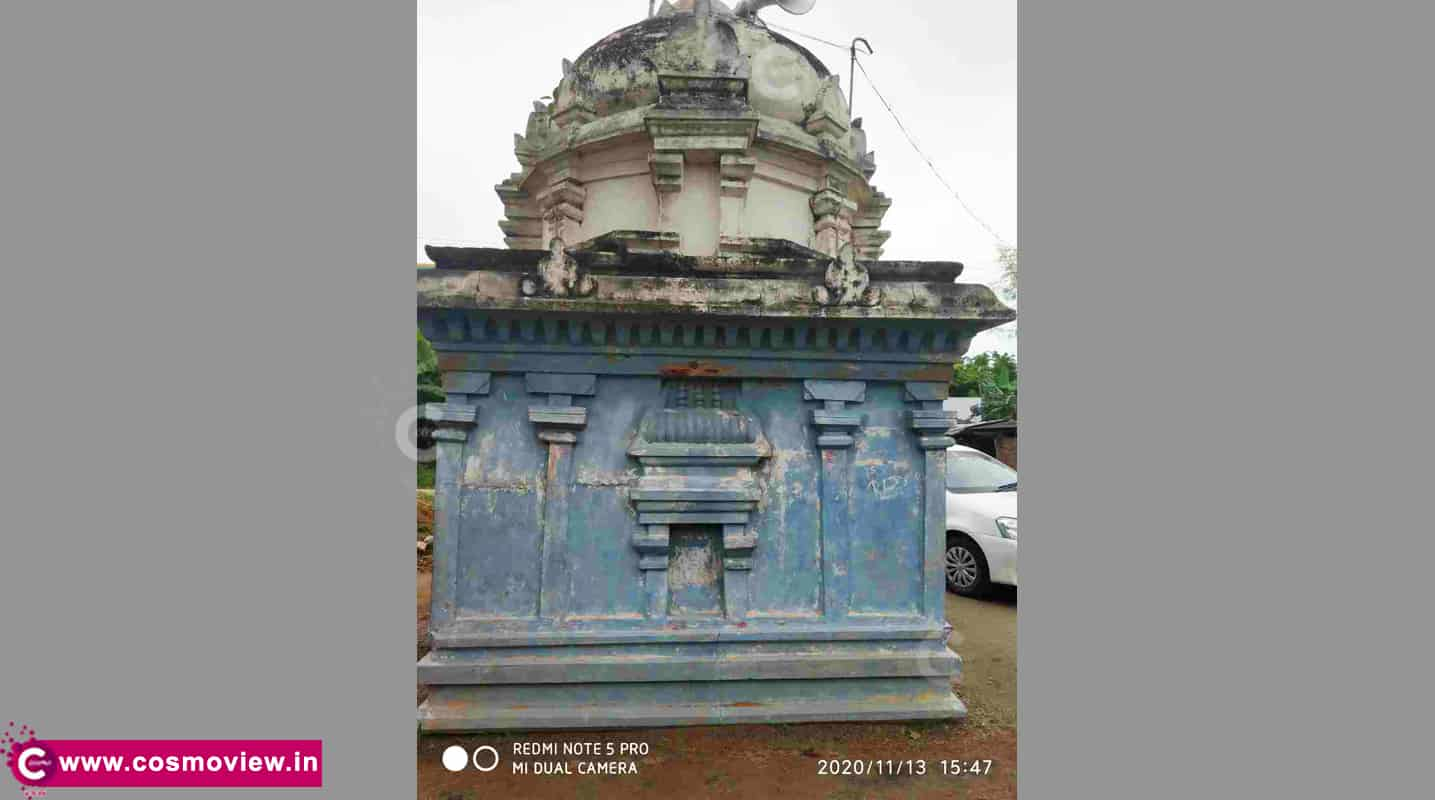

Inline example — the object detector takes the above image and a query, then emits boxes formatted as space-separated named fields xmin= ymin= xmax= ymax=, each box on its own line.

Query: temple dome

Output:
xmin=555 ymin=4 xmax=843 ymax=127
xmin=495 ymin=1 xmax=888 ymax=261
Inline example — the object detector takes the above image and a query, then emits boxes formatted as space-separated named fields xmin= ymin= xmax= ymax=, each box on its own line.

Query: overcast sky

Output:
xmin=418 ymin=0 xmax=1016 ymax=354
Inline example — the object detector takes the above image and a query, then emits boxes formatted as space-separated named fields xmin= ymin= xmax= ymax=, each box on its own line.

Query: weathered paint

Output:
xmin=418 ymin=2 xmax=1013 ymax=731
xmin=743 ymin=379 xmax=822 ymax=618
xmin=419 ymin=353 xmax=974 ymax=729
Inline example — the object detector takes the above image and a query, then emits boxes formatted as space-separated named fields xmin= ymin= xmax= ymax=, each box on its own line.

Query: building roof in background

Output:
xmin=951 ymin=418 xmax=1016 ymax=436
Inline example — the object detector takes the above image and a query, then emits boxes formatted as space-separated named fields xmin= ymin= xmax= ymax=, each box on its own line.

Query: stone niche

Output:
xmin=628 ymin=384 xmax=770 ymax=621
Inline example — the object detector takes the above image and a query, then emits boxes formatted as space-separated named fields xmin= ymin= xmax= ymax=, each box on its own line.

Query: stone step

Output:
xmin=419 ymin=676 xmax=965 ymax=731
xmin=419 ymin=642 xmax=960 ymax=685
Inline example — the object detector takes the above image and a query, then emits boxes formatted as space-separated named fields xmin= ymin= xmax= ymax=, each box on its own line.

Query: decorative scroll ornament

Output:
xmin=520 ymin=237 xmax=597 ymax=298
xmin=813 ymin=243 xmax=881 ymax=307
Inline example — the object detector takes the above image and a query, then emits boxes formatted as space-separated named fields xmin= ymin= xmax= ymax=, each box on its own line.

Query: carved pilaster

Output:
xmin=720 ymin=153 xmax=756 ymax=199
xmin=527 ymin=373 xmax=596 ymax=621
xmin=538 ymin=154 xmax=585 ymax=245
xmin=645 ymin=92 xmax=758 ymax=254
xmin=808 ymin=380 xmax=867 ymax=448
xmin=718 ymin=153 xmax=758 ymax=243
xmin=811 ymin=186 xmax=858 ymax=258
xmin=722 ymin=523 xmax=757 ymax=619
xmin=423 ymin=395 xmax=483 ymax=631
xmin=906 ymin=381 xmax=959 ymax=623
xmin=539 ymin=186 xmax=584 ymax=245
xmin=442 ymin=371 xmax=492 ymax=408
xmin=806 ymin=380 xmax=867 ymax=621
xmin=649 ymin=152 xmax=684 ymax=194
xmin=633 ymin=525 xmax=671 ymax=619
xmin=645 ymin=89 xmax=758 ymax=190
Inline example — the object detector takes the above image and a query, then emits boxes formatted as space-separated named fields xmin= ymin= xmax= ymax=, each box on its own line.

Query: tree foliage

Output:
xmin=417 ymin=330 xmax=444 ymax=471
xmin=418 ymin=329 xmax=444 ymax=405
xmin=950 ymin=352 xmax=1018 ymax=421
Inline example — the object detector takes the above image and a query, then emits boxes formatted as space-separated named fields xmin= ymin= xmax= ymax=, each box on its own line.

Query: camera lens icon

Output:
xmin=441 ymin=745 xmax=499 ymax=773
xmin=441 ymin=746 xmax=467 ymax=772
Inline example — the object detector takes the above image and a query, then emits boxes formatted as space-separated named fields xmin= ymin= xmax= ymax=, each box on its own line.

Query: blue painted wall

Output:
xmin=847 ymin=383 xmax=925 ymax=616
xmin=417 ymin=307 xmax=973 ymax=729
xmin=442 ymin=369 xmax=930 ymax=624
xmin=454 ymin=373 xmax=545 ymax=618
xmin=564 ymin=376 xmax=655 ymax=619
xmin=743 ymin=379 xmax=823 ymax=618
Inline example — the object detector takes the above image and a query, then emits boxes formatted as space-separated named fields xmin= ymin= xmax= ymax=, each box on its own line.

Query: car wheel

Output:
xmin=945 ymin=534 xmax=990 ymax=597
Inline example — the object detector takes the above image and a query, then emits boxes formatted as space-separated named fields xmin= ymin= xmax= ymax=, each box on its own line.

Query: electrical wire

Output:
xmin=763 ymin=20 xmax=849 ymax=52
xmin=766 ymin=21 xmax=1013 ymax=248
xmin=853 ymin=59 xmax=1011 ymax=248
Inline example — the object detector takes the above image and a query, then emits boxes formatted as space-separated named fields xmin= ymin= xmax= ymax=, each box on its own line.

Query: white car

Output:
xmin=945 ymin=444 xmax=1017 ymax=596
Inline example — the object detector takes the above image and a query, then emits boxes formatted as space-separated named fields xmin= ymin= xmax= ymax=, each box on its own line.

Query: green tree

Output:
xmin=418 ymin=329 xmax=444 ymax=405
xmin=417 ymin=330 xmax=444 ymax=488
xmin=950 ymin=352 xmax=1017 ymax=421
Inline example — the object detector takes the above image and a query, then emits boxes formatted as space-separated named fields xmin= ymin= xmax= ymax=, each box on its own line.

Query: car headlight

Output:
xmin=995 ymin=516 xmax=1018 ymax=540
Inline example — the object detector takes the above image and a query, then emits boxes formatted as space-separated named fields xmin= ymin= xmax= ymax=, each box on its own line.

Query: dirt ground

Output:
xmin=417 ymin=567 xmax=1016 ymax=799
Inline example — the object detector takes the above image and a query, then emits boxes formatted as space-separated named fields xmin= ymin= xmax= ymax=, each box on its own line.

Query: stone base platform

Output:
xmin=417 ymin=638 xmax=964 ymax=731
xmin=419 ymin=676 xmax=964 ymax=731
